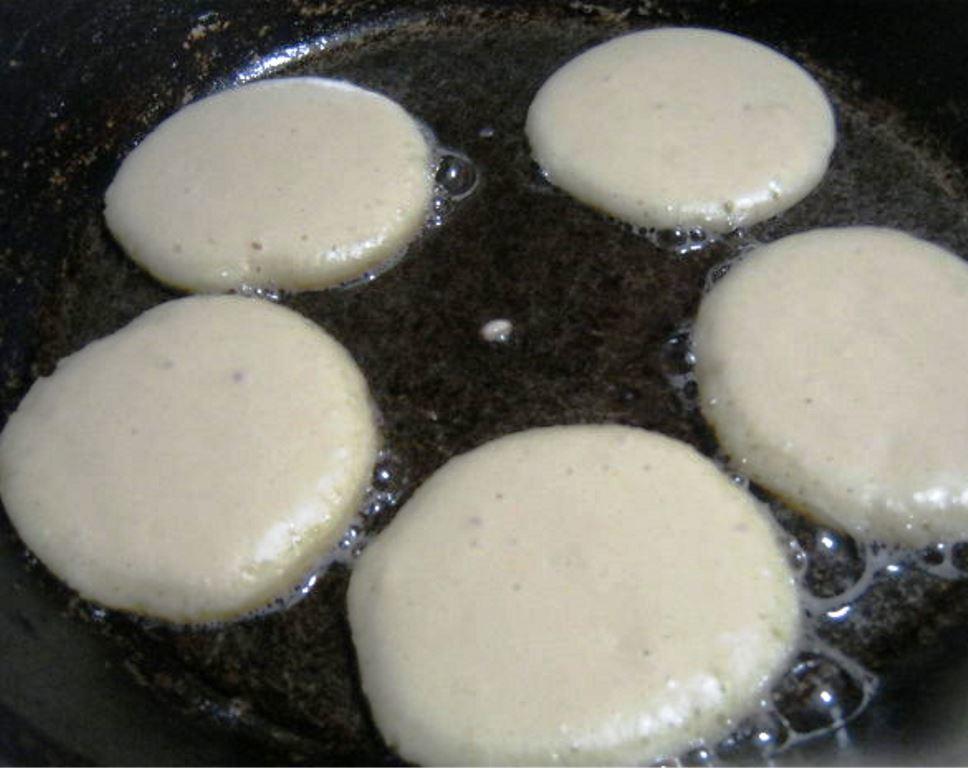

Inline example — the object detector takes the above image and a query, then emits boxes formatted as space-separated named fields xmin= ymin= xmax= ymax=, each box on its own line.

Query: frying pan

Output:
xmin=4 ymin=0 xmax=968 ymax=764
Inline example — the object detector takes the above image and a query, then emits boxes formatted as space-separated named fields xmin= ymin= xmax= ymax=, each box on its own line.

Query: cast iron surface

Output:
xmin=3 ymin=0 xmax=968 ymax=764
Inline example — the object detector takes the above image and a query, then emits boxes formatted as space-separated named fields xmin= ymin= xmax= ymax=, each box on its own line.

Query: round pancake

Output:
xmin=348 ymin=425 xmax=799 ymax=766
xmin=105 ymin=77 xmax=433 ymax=292
xmin=0 ymin=295 xmax=379 ymax=623
xmin=526 ymin=28 xmax=835 ymax=233
xmin=694 ymin=226 xmax=968 ymax=546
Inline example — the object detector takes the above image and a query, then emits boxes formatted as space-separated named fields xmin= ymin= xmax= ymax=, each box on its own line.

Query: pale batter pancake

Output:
xmin=105 ymin=77 xmax=433 ymax=292
xmin=0 ymin=296 xmax=379 ymax=623
xmin=348 ymin=425 xmax=799 ymax=766
xmin=526 ymin=28 xmax=835 ymax=233
xmin=694 ymin=227 xmax=968 ymax=546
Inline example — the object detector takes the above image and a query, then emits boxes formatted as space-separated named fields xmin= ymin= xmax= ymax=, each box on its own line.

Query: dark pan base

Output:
xmin=4 ymin=1 xmax=968 ymax=764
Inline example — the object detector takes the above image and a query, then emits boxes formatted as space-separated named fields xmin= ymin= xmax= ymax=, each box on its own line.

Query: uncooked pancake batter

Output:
xmin=105 ymin=77 xmax=433 ymax=292
xmin=694 ymin=227 xmax=968 ymax=546
xmin=0 ymin=296 xmax=379 ymax=622
xmin=348 ymin=425 xmax=799 ymax=765
xmin=526 ymin=28 xmax=836 ymax=233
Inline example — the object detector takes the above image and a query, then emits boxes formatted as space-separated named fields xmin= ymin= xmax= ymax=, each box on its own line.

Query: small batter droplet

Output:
xmin=480 ymin=318 xmax=514 ymax=343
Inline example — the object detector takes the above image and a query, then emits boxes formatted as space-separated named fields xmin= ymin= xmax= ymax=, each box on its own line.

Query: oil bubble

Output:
xmin=951 ymin=542 xmax=968 ymax=572
xmin=21 ymin=549 xmax=38 ymax=569
xmin=236 ymin=283 xmax=283 ymax=302
xmin=920 ymin=542 xmax=947 ymax=566
xmin=529 ymin=161 xmax=553 ymax=191
xmin=646 ymin=226 xmax=715 ymax=255
xmin=915 ymin=541 xmax=966 ymax=579
xmin=680 ymin=745 xmax=715 ymax=766
xmin=224 ymin=696 xmax=251 ymax=720
xmin=338 ymin=525 xmax=361 ymax=550
xmin=716 ymin=709 xmax=788 ymax=761
xmin=299 ymin=573 xmax=318 ymax=596
xmin=786 ymin=537 xmax=809 ymax=575
xmin=655 ymin=227 xmax=689 ymax=250
xmin=365 ymin=490 xmax=398 ymax=518
xmin=429 ymin=196 xmax=453 ymax=228
xmin=704 ymin=259 xmax=737 ymax=292
xmin=427 ymin=151 xmax=478 ymax=229
xmin=372 ymin=449 xmax=405 ymax=491
xmin=660 ymin=326 xmax=700 ymax=412
xmin=86 ymin=605 xmax=109 ymax=623
xmin=801 ymin=529 xmax=866 ymax=600
xmin=435 ymin=152 xmax=478 ymax=199
xmin=660 ymin=327 xmax=695 ymax=378
xmin=771 ymin=653 xmax=866 ymax=734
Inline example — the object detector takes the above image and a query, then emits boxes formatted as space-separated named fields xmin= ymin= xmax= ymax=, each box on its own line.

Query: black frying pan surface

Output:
xmin=4 ymin=1 xmax=968 ymax=764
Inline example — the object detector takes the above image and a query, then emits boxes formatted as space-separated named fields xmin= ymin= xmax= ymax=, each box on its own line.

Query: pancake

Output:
xmin=694 ymin=226 xmax=968 ymax=546
xmin=0 ymin=295 xmax=379 ymax=623
xmin=526 ymin=28 xmax=835 ymax=233
xmin=348 ymin=425 xmax=799 ymax=765
xmin=105 ymin=77 xmax=433 ymax=292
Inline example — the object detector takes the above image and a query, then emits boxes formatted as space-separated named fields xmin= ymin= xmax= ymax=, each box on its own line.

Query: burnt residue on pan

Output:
xmin=4 ymin=1 xmax=968 ymax=765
